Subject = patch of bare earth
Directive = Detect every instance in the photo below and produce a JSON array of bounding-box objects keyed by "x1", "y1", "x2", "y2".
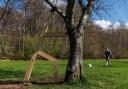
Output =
[{"x1": 0, "y1": 84, "x2": 25, "y2": 89}]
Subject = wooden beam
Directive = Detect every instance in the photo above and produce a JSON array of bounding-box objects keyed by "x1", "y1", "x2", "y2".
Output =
[
  {"x1": 37, "y1": 50, "x2": 58, "y2": 62},
  {"x1": 24, "y1": 52, "x2": 38, "y2": 82},
  {"x1": 24, "y1": 50, "x2": 59, "y2": 83}
]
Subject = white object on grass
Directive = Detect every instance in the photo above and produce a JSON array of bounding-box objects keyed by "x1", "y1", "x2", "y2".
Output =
[{"x1": 88, "y1": 64, "x2": 92, "y2": 68}]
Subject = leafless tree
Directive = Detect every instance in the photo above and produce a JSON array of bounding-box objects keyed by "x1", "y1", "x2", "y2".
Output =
[{"x1": 44, "y1": 0, "x2": 95, "y2": 82}]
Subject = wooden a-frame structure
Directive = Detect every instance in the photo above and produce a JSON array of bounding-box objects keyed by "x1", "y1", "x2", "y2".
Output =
[
  {"x1": 24, "y1": 50, "x2": 59, "y2": 83},
  {"x1": 24, "y1": 10, "x2": 67, "y2": 83},
  {"x1": 23, "y1": 32, "x2": 67, "y2": 83}
]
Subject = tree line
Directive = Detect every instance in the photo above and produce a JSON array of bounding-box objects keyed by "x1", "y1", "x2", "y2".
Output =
[{"x1": 0, "y1": 0, "x2": 128, "y2": 60}]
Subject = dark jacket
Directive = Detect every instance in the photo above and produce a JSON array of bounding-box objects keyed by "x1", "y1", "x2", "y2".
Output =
[{"x1": 105, "y1": 50, "x2": 111, "y2": 59}]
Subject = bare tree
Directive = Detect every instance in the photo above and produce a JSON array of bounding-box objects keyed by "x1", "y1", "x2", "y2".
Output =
[{"x1": 44, "y1": 0, "x2": 95, "y2": 82}]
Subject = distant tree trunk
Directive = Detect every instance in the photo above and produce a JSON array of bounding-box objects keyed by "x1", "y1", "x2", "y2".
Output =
[{"x1": 64, "y1": 28, "x2": 84, "y2": 82}]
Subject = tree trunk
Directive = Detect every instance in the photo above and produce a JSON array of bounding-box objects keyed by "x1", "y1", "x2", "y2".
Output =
[{"x1": 64, "y1": 29, "x2": 84, "y2": 82}]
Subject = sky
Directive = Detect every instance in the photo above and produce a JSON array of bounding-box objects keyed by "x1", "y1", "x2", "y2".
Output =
[
  {"x1": 92, "y1": 0, "x2": 128, "y2": 22},
  {"x1": 0, "y1": 0, "x2": 4, "y2": 6},
  {"x1": 0, "y1": 0, "x2": 128, "y2": 29},
  {"x1": 92, "y1": 0, "x2": 128, "y2": 29}
]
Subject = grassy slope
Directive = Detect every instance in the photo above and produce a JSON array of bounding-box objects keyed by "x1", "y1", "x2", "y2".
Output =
[{"x1": 0, "y1": 59, "x2": 128, "y2": 89}]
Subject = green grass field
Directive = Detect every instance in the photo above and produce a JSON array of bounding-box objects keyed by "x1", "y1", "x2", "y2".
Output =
[{"x1": 0, "y1": 59, "x2": 128, "y2": 89}]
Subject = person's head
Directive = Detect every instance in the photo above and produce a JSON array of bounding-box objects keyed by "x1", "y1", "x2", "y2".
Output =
[{"x1": 106, "y1": 48, "x2": 109, "y2": 51}]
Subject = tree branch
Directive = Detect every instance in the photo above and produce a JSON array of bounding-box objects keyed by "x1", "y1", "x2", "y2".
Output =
[
  {"x1": 77, "y1": 0, "x2": 94, "y2": 30},
  {"x1": 78, "y1": 0, "x2": 85, "y2": 10},
  {"x1": 44, "y1": 0, "x2": 65, "y2": 19},
  {"x1": 65, "y1": 0, "x2": 75, "y2": 34},
  {"x1": 0, "y1": 0, "x2": 11, "y2": 20}
]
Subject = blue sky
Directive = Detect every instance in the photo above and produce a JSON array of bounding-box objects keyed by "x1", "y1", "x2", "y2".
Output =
[
  {"x1": 0, "y1": 0, "x2": 4, "y2": 6},
  {"x1": 0, "y1": 0, "x2": 128, "y2": 26},
  {"x1": 0, "y1": 0, "x2": 23, "y2": 11},
  {"x1": 92, "y1": 0, "x2": 128, "y2": 24}
]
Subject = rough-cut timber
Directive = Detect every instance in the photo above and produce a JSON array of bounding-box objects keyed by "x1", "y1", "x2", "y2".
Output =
[{"x1": 24, "y1": 50, "x2": 58, "y2": 82}]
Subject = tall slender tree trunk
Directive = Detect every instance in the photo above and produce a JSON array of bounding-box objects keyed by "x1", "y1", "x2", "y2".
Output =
[{"x1": 64, "y1": 29, "x2": 84, "y2": 82}]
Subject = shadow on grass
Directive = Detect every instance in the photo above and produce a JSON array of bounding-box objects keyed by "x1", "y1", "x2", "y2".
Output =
[
  {"x1": 32, "y1": 76, "x2": 91, "y2": 86},
  {"x1": 81, "y1": 78, "x2": 91, "y2": 87},
  {"x1": 63, "y1": 77, "x2": 91, "y2": 87},
  {"x1": 0, "y1": 69, "x2": 24, "y2": 81}
]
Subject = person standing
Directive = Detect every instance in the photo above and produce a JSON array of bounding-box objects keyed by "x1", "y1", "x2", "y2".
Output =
[{"x1": 105, "y1": 48, "x2": 114, "y2": 67}]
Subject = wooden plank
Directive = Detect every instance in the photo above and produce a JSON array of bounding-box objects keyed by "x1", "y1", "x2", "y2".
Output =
[
  {"x1": 37, "y1": 51, "x2": 59, "y2": 81},
  {"x1": 53, "y1": 62, "x2": 59, "y2": 81},
  {"x1": 0, "y1": 80, "x2": 24, "y2": 84},
  {"x1": 37, "y1": 50, "x2": 58, "y2": 62},
  {"x1": 24, "y1": 52, "x2": 38, "y2": 82},
  {"x1": 43, "y1": 32, "x2": 67, "y2": 37},
  {"x1": 24, "y1": 50, "x2": 58, "y2": 82}
]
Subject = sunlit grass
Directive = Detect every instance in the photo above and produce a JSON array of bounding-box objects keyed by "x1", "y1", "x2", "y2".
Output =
[{"x1": 0, "y1": 59, "x2": 128, "y2": 89}]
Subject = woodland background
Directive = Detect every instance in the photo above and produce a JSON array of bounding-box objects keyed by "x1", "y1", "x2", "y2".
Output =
[{"x1": 0, "y1": 0, "x2": 128, "y2": 60}]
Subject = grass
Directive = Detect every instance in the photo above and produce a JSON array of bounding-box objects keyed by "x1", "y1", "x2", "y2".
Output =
[{"x1": 0, "y1": 59, "x2": 128, "y2": 89}]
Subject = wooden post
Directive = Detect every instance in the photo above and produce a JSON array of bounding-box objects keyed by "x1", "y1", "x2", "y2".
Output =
[
  {"x1": 24, "y1": 52, "x2": 38, "y2": 82},
  {"x1": 53, "y1": 61, "x2": 59, "y2": 81}
]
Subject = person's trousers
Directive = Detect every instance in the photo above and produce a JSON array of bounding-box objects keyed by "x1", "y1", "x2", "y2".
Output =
[{"x1": 106, "y1": 57, "x2": 111, "y2": 67}]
